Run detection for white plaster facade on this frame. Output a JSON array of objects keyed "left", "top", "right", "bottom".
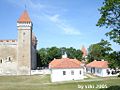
[
  {"left": 51, "top": 68, "right": 84, "bottom": 82},
  {"left": 86, "top": 67, "right": 109, "bottom": 77},
  {"left": 86, "top": 67, "right": 118, "bottom": 77},
  {"left": 31, "top": 69, "right": 51, "bottom": 75}
]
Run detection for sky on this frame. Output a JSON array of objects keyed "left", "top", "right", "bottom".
[{"left": 0, "top": 0, "right": 119, "bottom": 51}]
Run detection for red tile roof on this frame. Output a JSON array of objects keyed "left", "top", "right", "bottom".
[
  {"left": 49, "top": 58, "right": 82, "bottom": 69},
  {"left": 86, "top": 60, "right": 108, "bottom": 68},
  {"left": 17, "top": 10, "right": 31, "bottom": 23},
  {"left": 81, "top": 46, "right": 87, "bottom": 57}
]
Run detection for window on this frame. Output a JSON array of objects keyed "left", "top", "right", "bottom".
[
  {"left": 0, "top": 60, "right": 2, "bottom": 63},
  {"left": 97, "top": 69, "right": 99, "bottom": 73},
  {"left": 8, "top": 57, "right": 11, "bottom": 61},
  {"left": 86, "top": 68, "right": 88, "bottom": 72},
  {"left": 80, "top": 70, "right": 81, "bottom": 75},
  {"left": 23, "top": 32, "right": 25, "bottom": 42},
  {"left": 63, "top": 71, "right": 66, "bottom": 75},
  {"left": 71, "top": 70, "right": 74, "bottom": 75},
  {"left": 23, "top": 32, "right": 25, "bottom": 35}
]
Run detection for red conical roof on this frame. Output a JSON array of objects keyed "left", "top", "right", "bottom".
[{"left": 17, "top": 10, "right": 31, "bottom": 23}]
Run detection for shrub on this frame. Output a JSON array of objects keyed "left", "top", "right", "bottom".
[{"left": 118, "top": 74, "right": 120, "bottom": 77}]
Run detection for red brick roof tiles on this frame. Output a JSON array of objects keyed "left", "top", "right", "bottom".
[
  {"left": 17, "top": 10, "right": 31, "bottom": 23},
  {"left": 86, "top": 60, "right": 108, "bottom": 68},
  {"left": 49, "top": 58, "right": 82, "bottom": 69}
]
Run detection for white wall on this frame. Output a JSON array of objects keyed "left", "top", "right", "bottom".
[
  {"left": 94, "top": 68, "right": 105, "bottom": 77},
  {"left": 51, "top": 68, "right": 84, "bottom": 82},
  {"left": 86, "top": 67, "right": 109, "bottom": 77},
  {"left": 86, "top": 67, "right": 91, "bottom": 73},
  {"left": 31, "top": 69, "right": 51, "bottom": 75},
  {"left": 0, "top": 61, "right": 17, "bottom": 75}
]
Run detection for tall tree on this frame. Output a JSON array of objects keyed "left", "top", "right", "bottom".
[
  {"left": 97, "top": 0, "right": 120, "bottom": 44},
  {"left": 88, "top": 39, "right": 112, "bottom": 62},
  {"left": 38, "top": 48, "right": 48, "bottom": 67},
  {"left": 66, "top": 47, "right": 83, "bottom": 60},
  {"left": 47, "top": 47, "right": 62, "bottom": 61},
  {"left": 37, "top": 47, "right": 83, "bottom": 67},
  {"left": 105, "top": 51, "right": 120, "bottom": 68}
]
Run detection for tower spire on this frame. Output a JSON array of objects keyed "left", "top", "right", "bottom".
[
  {"left": 24, "top": 0, "right": 27, "bottom": 10},
  {"left": 25, "top": 4, "right": 26, "bottom": 10},
  {"left": 17, "top": 10, "right": 31, "bottom": 23}
]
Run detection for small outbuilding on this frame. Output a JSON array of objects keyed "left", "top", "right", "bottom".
[
  {"left": 86, "top": 60, "right": 109, "bottom": 77},
  {"left": 49, "top": 54, "right": 84, "bottom": 82}
]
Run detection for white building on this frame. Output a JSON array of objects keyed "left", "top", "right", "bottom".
[
  {"left": 49, "top": 54, "right": 84, "bottom": 82},
  {"left": 86, "top": 60, "right": 110, "bottom": 77}
]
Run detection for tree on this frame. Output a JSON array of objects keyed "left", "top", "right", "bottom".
[
  {"left": 47, "top": 47, "right": 62, "bottom": 61},
  {"left": 88, "top": 44, "right": 102, "bottom": 62},
  {"left": 37, "top": 47, "right": 83, "bottom": 67},
  {"left": 38, "top": 48, "right": 48, "bottom": 67},
  {"left": 97, "top": 0, "right": 120, "bottom": 44},
  {"left": 66, "top": 47, "right": 83, "bottom": 60},
  {"left": 88, "top": 39, "right": 112, "bottom": 62},
  {"left": 37, "top": 47, "right": 62, "bottom": 67},
  {"left": 105, "top": 51, "right": 120, "bottom": 68}
]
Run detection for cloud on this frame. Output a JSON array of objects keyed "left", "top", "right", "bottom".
[
  {"left": 25, "top": 0, "right": 81, "bottom": 35},
  {"left": 47, "top": 14, "right": 81, "bottom": 35},
  {"left": 27, "top": 0, "right": 45, "bottom": 9},
  {"left": 7, "top": 0, "right": 81, "bottom": 35},
  {"left": 6, "top": 0, "right": 46, "bottom": 11}
]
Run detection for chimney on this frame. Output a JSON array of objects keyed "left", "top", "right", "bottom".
[
  {"left": 101, "top": 59, "right": 104, "bottom": 61},
  {"left": 62, "top": 52, "right": 67, "bottom": 58}
]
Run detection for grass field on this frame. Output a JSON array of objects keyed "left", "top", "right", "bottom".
[{"left": 0, "top": 75, "right": 120, "bottom": 90}]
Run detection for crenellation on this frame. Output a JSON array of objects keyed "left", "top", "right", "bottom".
[
  {"left": 17, "top": 22, "right": 32, "bottom": 27},
  {"left": 0, "top": 40, "right": 17, "bottom": 47},
  {"left": 0, "top": 40, "right": 17, "bottom": 42}
]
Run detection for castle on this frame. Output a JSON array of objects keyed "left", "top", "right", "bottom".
[{"left": 0, "top": 10, "right": 37, "bottom": 75}]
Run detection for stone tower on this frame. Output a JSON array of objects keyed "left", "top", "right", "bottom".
[
  {"left": 81, "top": 46, "right": 87, "bottom": 61},
  {"left": 17, "top": 10, "right": 32, "bottom": 75}
]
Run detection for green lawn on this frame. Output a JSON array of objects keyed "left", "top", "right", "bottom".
[{"left": 0, "top": 75, "right": 119, "bottom": 90}]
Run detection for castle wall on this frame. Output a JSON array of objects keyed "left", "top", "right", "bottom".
[
  {"left": 31, "top": 46, "right": 37, "bottom": 70},
  {"left": 0, "top": 11, "right": 37, "bottom": 75},
  {"left": 0, "top": 41, "right": 17, "bottom": 75}
]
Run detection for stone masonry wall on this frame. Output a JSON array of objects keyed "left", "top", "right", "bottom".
[{"left": 0, "top": 44, "right": 17, "bottom": 75}]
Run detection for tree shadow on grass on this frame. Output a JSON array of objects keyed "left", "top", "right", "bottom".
[{"left": 99, "top": 86, "right": 120, "bottom": 90}]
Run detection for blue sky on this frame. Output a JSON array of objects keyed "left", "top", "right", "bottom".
[{"left": 0, "top": 0, "right": 119, "bottom": 51}]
